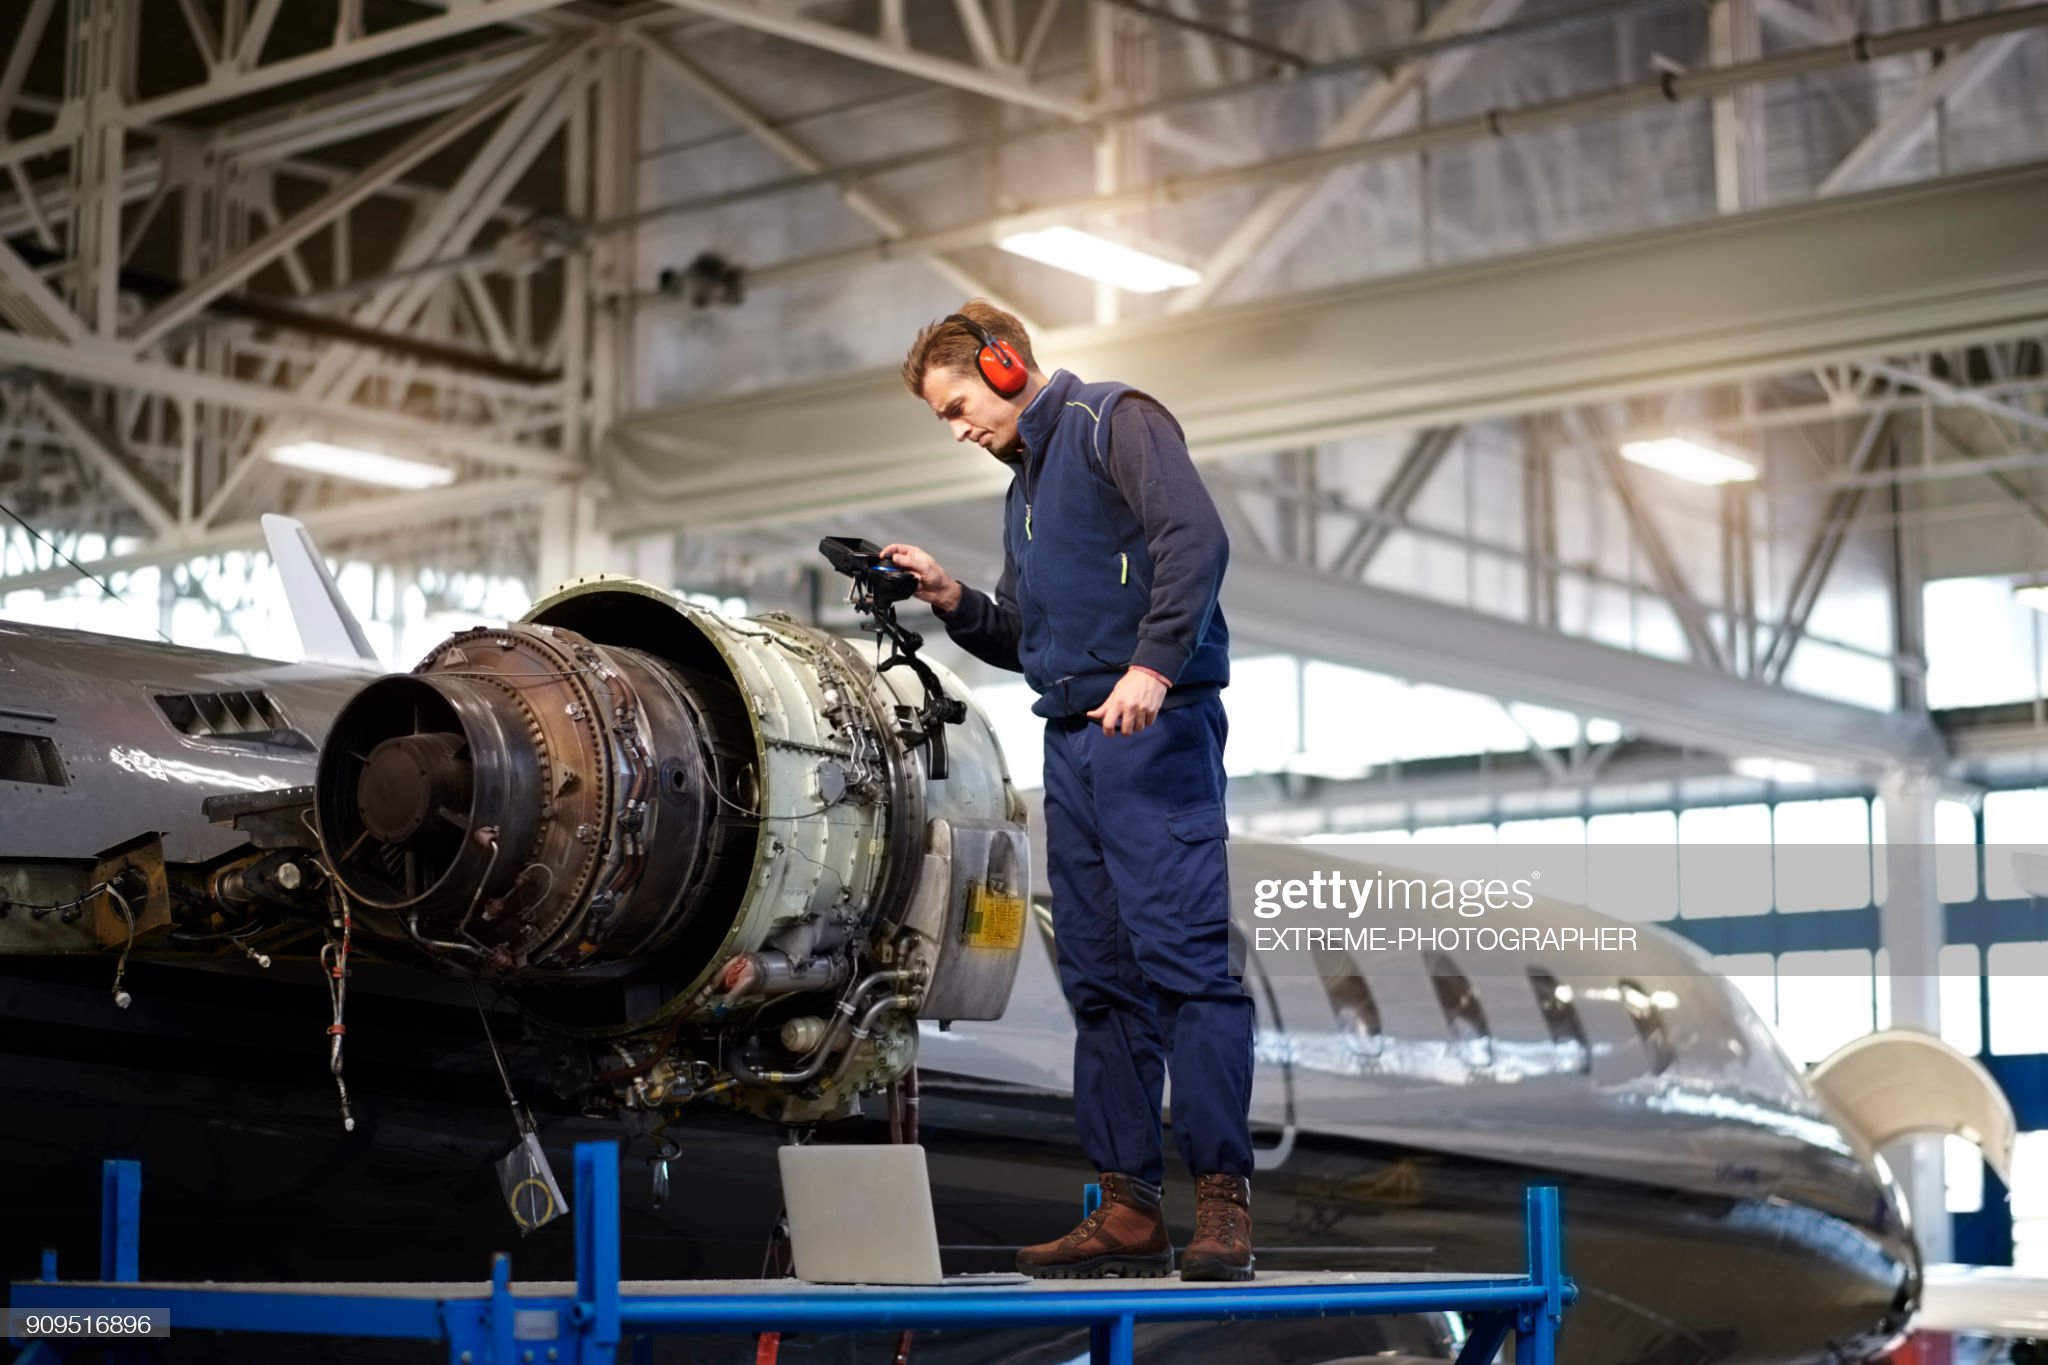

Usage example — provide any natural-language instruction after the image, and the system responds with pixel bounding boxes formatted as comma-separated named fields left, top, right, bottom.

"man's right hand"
left=880, top=543, right=964, bottom=613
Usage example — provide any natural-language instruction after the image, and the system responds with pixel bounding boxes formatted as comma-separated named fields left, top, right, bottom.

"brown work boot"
left=1181, top=1172, right=1255, bottom=1281
left=1015, top=1173, right=1174, bottom=1279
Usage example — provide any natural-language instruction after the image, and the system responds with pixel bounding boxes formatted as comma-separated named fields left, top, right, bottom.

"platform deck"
left=8, top=1146, right=1575, bottom=1365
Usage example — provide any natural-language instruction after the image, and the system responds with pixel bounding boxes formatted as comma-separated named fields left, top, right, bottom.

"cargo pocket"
left=1166, top=803, right=1231, bottom=929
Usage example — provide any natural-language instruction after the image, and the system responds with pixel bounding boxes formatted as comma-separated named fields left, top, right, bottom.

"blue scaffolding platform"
left=8, top=1144, right=1575, bottom=1365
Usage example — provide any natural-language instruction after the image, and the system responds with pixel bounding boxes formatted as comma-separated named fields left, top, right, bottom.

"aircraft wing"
left=1917, top=1264, right=2048, bottom=1338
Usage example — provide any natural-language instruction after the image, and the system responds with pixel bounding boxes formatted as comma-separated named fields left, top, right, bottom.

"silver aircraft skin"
left=0, top=620, right=364, bottom=867
left=0, top=615, right=1916, bottom=1365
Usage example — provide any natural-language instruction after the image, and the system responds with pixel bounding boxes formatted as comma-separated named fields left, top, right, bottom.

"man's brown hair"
left=901, top=300, right=1038, bottom=398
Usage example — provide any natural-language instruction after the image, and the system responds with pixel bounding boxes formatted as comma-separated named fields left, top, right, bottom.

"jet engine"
left=311, top=575, right=1030, bottom=1123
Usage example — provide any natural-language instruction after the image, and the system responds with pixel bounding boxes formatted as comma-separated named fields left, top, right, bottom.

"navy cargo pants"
left=1041, top=695, right=1254, bottom=1185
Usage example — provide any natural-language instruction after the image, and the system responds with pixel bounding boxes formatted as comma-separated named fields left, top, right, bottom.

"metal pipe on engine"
left=725, top=970, right=915, bottom=1086
left=830, top=994, right=918, bottom=1087
left=720, top=950, right=852, bottom=1000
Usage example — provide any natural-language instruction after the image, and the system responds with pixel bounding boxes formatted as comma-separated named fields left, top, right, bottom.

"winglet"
left=261, top=514, right=380, bottom=668
left=1810, top=1028, right=2016, bottom=1181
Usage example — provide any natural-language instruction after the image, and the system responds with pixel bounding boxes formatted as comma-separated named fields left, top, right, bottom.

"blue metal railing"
left=9, top=1143, right=1575, bottom=1365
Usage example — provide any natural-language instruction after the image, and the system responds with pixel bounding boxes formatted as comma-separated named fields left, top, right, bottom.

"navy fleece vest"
left=1007, top=370, right=1231, bottom=719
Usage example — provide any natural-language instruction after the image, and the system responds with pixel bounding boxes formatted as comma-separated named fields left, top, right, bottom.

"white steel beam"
left=1863, top=358, right=2048, bottom=437
left=187, top=69, right=576, bottom=530
left=0, top=478, right=559, bottom=594
left=645, top=0, right=1096, bottom=118
left=604, top=162, right=2048, bottom=524
left=0, top=0, right=584, bottom=174
left=1222, top=559, right=1947, bottom=774
left=0, top=0, right=57, bottom=133
left=1758, top=413, right=1889, bottom=683
left=633, top=32, right=1038, bottom=329
left=211, top=38, right=550, bottom=165
left=128, top=36, right=590, bottom=353
left=0, top=236, right=88, bottom=342
left=237, top=0, right=287, bottom=71
left=0, top=149, right=494, bottom=248
left=1226, top=748, right=1871, bottom=823
left=1756, top=0, right=1845, bottom=45
left=1711, top=0, right=1766, bottom=213
left=33, top=381, right=177, bottom=534
left=0, top=330, right=574, bottom=477
left=1329, top=425, right=1460, bottom=577
left=173, top=0, right=222, bottom=67
left=1169, top=0, right=1520, bottom=314
left=953, top=0, right=1013, bottom=70
left=1593, top=437, right=1728, bottom=671
left=1819, top=32, right=2031, bottom=194
left=302, top=70, right=576, bottom=410
left=729, top=2, right=2048, bottom=290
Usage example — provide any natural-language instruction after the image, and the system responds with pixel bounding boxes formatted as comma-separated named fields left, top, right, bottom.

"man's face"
left=922, top=366, right=1024, bottom=461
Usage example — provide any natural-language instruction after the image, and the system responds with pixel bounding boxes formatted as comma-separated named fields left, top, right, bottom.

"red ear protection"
left=945, top=313, right=1028, bottom=397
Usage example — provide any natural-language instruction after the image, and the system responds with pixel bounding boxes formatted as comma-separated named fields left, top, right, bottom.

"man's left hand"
left=1086, top=668, right=1168, bottom=737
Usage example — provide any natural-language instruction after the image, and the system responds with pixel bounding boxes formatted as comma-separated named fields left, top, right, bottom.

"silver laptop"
left=778, top=1143, right=1024, bottom=1286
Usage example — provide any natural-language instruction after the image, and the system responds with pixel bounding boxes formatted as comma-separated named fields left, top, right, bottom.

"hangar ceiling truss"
left=0, top=0, right=2045, bottom=776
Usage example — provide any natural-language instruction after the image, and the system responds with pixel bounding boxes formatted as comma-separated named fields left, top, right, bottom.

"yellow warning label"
left=962, top=883, right=1025, bottom=950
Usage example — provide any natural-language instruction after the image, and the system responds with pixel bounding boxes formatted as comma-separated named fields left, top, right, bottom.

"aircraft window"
left=155, top=690, right=312, bottom=751
left=0, top=731, right=67, bottom=787
left=1619, top=978, right=1676, bottom=1073
left=1317, top=952, right=1383, bottom=1058
left=1526, top=968, right=1591, bottom=1073
left=1425, top=951, right=1493, bottom=1066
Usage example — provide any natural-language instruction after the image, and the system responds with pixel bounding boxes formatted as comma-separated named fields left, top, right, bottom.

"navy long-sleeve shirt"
left=939, top=394, right=1228, bottom=688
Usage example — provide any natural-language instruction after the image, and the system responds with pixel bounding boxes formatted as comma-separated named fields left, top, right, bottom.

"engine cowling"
left=312, top=576, right=1030, bottom=1120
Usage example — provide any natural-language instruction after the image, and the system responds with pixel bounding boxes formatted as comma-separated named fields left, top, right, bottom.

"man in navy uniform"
left=884, top=301, right=1254, bottom=1282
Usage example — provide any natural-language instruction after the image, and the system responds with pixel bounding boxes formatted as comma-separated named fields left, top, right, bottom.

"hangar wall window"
left=1496, top=817, right=1588, bottom=902
left=1872, top=944, right=1983, bottom=1050
left=1947, top=1135, right=1985, bottom=1215
left=1773, top=950, right=1876, bottom=1065
left=1586, top=811, right=1677, bottom=922
left=973, top=681, right=1044, bottom=790
left=1872, top=797, right=1983, bottom=907
left=1412, top=822, right=1496, bottom=845
left=1987, top=942, right=2048, bottom=1054
left=1677, top=803, right=1771, bottom=918
left=1924, top=576, right=2048, bottom=710
left=2010, top=1131, right=2048, bottom=1273
left=1773, top=798, right=1871, bottom=912
left=1935, top=799, right=1979, bottom=903
left=1983, top=789, right=2048, bottom=900
left=1937, top=945, right=1983, bottom=1056
left=1298, top=664, right=1621, bottom=775
left=0, top=731, right=67, bottom=787
left=1223, top=655, right=1301, bottom=778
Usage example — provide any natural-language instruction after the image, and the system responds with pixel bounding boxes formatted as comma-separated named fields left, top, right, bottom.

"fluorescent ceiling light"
left=2017, top=580, right=2048, bottom=613
left=1732, top=756, right=1818, bottom=783
left=1619, top=436, right=1759, bottom=486
left=996, top=227, right=1200, bottom=293
left=269, top=441, right=456, bottom=490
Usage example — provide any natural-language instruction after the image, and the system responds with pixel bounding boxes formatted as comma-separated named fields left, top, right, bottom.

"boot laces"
left=1062, top=1202, right=1114, bottom=1248
left=1194, top=1199, right=1241, bottom=1243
